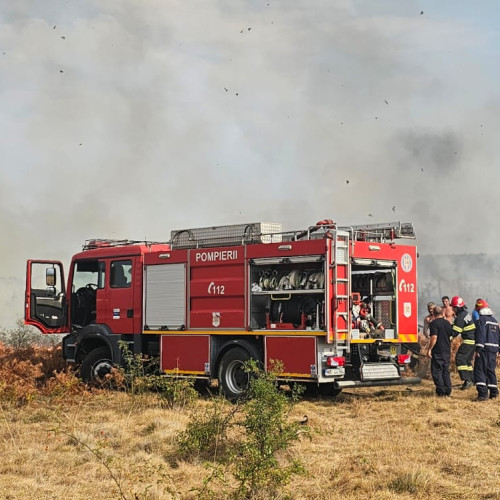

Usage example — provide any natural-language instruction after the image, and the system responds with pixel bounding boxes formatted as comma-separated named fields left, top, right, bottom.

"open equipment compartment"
left=351, top=259, right=397, bottom=340
left=248, top=255, right=327, bottom=331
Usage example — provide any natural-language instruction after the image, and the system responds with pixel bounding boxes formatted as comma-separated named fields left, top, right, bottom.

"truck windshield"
left=72, top=260, right=101, bottom=292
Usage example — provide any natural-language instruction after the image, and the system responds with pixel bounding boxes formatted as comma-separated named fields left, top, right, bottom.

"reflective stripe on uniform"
left=462, top=339, right=475, bottom=345
left=476, top=382, right=487, bottom=386
left=457, top=365, right=472, bottom=371
left=485, top=343, right=499, bottom=347
left=453, top=325, right=463, bottom=333
left=463, top=324, right=476, bottom=332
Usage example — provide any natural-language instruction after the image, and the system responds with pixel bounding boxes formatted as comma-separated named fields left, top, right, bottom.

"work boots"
left=461, top=380, right=474, bottom=390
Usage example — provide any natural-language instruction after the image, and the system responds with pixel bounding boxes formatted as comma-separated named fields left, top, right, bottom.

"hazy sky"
left=1, top=1, right=500, bottom=327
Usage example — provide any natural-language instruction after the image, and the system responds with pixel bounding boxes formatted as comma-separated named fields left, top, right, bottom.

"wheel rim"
left=92, top=359, right=113, bottom=381
left=225, top=359, right=249, bottom=395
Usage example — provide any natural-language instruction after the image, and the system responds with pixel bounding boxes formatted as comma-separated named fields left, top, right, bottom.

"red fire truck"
left=25, top=220, right=420, bottom=398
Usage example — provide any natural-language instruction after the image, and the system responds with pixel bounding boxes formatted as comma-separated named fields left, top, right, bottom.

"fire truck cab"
left=25, top=220, right=420, bottom=398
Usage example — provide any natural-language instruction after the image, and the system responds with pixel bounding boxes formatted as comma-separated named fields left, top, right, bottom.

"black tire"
left=218, top=347, right=252, bottom=400
left=80, top=346, right=113, bottom=385
left=318, top=383, right=343, bottom=398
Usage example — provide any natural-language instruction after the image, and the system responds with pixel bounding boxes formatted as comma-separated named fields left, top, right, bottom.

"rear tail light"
left=326, top=356, right=346, bottom=367
left=397, top=354, right=411, bottom=365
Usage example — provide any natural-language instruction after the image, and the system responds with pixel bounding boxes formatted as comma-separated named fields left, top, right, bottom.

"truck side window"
left=111, top=260, right=132, bottom=288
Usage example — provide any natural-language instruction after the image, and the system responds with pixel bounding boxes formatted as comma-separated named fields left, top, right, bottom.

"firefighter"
left=473, top=300, right=499, bottom=401
left=427, top=305, right=453, bottom=397
left=451, top=296, right=476, bottom=390
left=471, top=298, right=484, bottom=323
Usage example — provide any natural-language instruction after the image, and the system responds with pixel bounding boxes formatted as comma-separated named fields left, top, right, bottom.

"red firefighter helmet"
left=475, top=299, right=489, bottom=310
left=451, top=296, right=465, bottom=308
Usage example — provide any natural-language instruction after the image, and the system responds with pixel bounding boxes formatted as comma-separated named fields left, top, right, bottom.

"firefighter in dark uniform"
left=474, top=300, right=500, bottom=401
left=451, top=296, right=476, bottom=390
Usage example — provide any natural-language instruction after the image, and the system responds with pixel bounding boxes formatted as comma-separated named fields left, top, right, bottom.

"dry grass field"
left=0, top=345, right=499, bottom=500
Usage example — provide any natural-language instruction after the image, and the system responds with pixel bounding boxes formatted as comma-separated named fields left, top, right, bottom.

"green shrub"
left=177, top=394, right=237, bottom=462
left=115, top=341, right=197, bottom=409
left=232, top=360, right=306, bottom=497
left=178, top=360, right=307, bottom=498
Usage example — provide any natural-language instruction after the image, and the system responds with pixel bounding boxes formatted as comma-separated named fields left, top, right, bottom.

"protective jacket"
left=474, top=307, right=499, bottom=399
left=453, top=307, right=476, bottom=384
left=475, top=308, right=500, bottom=353
left=452, top=309, right=476, bottom=343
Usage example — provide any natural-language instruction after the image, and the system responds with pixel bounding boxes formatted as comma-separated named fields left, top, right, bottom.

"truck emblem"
left=212, top=312, right=221, bottom=327
left=404, top=302, right=411, bottom=318
left=401, top=253, right=413, bottom=272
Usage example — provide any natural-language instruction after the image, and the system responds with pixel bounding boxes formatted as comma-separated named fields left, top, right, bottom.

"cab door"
left=102, top=257, right=140, bottom=334
left=25, top=260, right=69, bottom=334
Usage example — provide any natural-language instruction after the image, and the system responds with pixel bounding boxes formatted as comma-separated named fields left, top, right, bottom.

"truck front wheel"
left=80, top=346, right=113, bottom=385
left=218, top=347, right=252, bottom=400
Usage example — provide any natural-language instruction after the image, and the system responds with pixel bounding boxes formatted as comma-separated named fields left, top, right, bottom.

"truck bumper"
left=333, top=377, right=421, bottom=389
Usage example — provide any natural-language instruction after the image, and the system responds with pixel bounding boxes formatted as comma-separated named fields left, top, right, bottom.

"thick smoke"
left=1, top=2, right=499, bottom=327
left=419, top=254, right=500, bottom=320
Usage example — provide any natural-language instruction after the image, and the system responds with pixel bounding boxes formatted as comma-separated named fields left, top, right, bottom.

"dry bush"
left=404, top=336, right=431, bottom=379
left=450, top=336, right=461, bottom=365
left=0, top=342, right=85, bottom=404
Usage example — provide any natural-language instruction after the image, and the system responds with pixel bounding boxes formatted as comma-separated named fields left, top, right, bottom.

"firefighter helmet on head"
left=451, top=296, right=465, bottom=308
left=475, top=299, right=489, bottom=310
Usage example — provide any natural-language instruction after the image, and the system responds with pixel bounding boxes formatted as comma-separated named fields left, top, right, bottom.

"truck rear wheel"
left=318, top=383, right=343, bottom=398
left=80, top=347, right=113, bottom=385
left=218, top=347, right=252, bottom=400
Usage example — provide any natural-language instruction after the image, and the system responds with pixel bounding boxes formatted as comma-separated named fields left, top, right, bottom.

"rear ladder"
left=330, top=230, right=351, bottom=352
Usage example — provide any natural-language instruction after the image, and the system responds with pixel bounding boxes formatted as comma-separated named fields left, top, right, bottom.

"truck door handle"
left=127, top=309, right=134, bottom=318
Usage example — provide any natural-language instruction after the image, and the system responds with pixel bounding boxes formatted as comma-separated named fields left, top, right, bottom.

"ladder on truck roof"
left=170, top=222, right=283, bottom=249
left=341, top=222, right=415, bottom=243
left=330, top=229, right=351, bottom=352
left=82, top=239, right=159, bottom=250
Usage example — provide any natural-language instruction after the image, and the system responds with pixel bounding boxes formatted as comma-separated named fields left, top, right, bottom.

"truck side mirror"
left=46, top=267, right=56, bottom=287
